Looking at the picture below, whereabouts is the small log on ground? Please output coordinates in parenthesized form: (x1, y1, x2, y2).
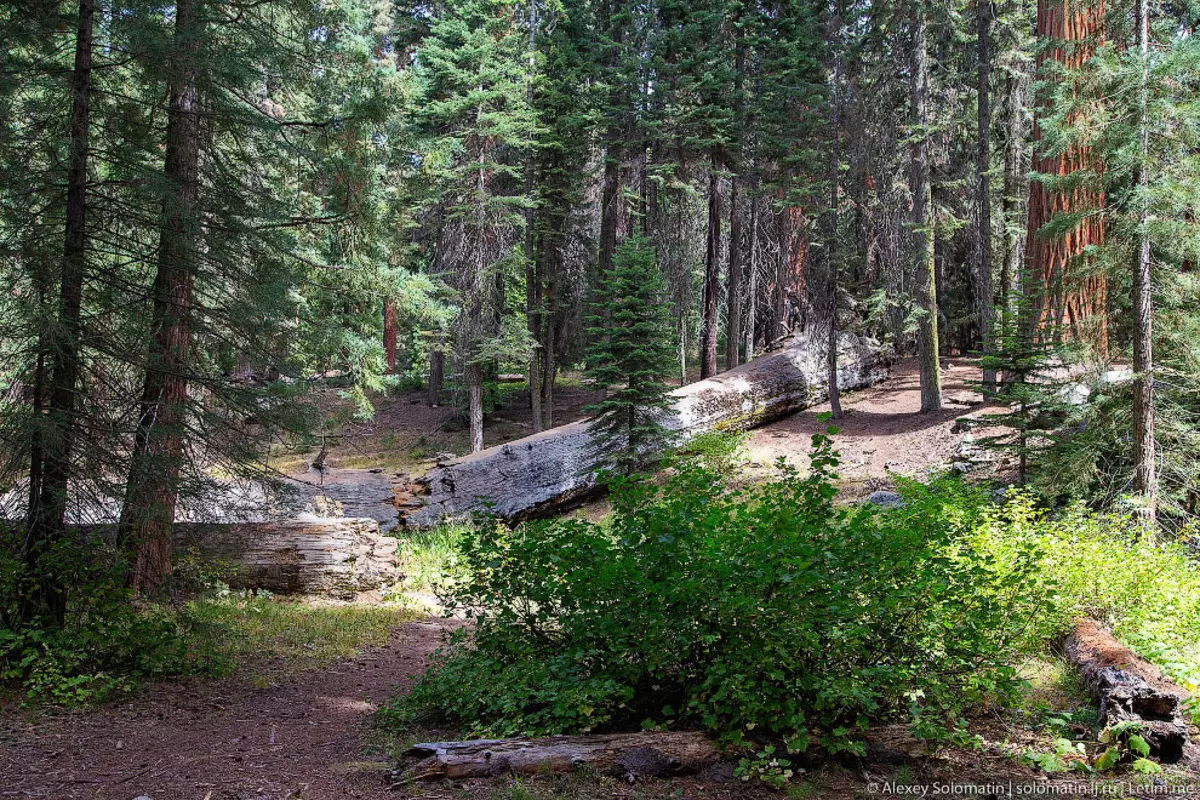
(1065, 619, 1190, 763)
(401, 328, 888, 526)
(399, 732, 719, 781)
(172, 516, 400, 597)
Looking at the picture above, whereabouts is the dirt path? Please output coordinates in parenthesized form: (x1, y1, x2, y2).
(0, 620, 453, 800)
(746, 357, 1006, 494)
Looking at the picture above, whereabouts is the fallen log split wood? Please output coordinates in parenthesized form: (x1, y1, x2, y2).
(398, 731, 720, 781)
(170, 516, 401, 597)
(1065, 620, 1190, 763)
(401, 328, 888, 526)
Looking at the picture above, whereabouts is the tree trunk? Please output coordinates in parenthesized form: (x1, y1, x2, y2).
(977, 0, 996, 392)
(400, 732, 719, 782)
(171, 518, 400, 597)
(910, 1, 942, 413)
(428, 349, 444, 405)
(999, 63, 1030, 352)
(826, 43, 843, 420)
(1065, 620, 1188, 763)
(1131, 0, 1155, 523)
(725, 40, 747, 372)
(401, 329, 887, 527)
(1024, 0, 1107, 352)
(540, 249, 557, 429)
(22, 0, 95, 621)
(467, 361, 484, 453)
(700, 153, 722, 379)
(383, 300, 398, 374)
(726, 175, 743, 371)
(119, 0, 203, 594)
(745, 192, 759, 361)
(524, 0, 542, 434)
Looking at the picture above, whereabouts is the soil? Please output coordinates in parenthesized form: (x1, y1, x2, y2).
(0, 620, 452, 800)
(745, 357, 1010, 495)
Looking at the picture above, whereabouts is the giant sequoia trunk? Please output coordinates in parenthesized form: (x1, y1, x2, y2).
(401, 328, 887, 527)
(1025, 0, 1107, 351)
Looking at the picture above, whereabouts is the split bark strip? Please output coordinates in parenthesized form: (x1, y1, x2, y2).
(401, 328, 888, 527)
(399, 731, 719, 781)
(1065, 620, 1190, 763)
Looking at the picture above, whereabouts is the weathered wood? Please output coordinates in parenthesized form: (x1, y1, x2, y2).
(399, 731, 719, 781)
(171, 517, 400, 597)
(1065, 620, 1190, 763)
(401, 328, 888, 526)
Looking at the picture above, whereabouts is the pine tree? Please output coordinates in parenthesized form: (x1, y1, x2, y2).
(409, 0, 539, 453)
(584, 234, 678, 475)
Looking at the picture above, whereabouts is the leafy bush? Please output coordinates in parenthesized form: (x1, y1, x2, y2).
(970, 493, 1200, 695)
(0, 534, 225, 704)
(382, 434, 1044, 755)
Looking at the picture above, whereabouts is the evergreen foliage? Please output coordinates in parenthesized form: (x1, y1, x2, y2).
(583, 234, 678, 474)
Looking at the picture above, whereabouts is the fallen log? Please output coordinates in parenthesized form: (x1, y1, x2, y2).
(171, 516, 400, 597)
(399, 731, 720, 781)
(402, 328, 888, 526)
(1065, 619, 1190, 763)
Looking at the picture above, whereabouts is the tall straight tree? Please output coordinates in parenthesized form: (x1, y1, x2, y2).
(825, 1, 843, 419)
(119, 0, 204, 592)
(1131, 0, 1155, 521)
(977, 0, 996, 392)
(1024, 0, 1107, 351)
(413, 0, 537, 453)
(909, 0, 941, 413)
(22, 0, 97, 618)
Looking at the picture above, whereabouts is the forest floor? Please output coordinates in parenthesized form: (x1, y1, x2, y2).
(3, 612, 1196, 800)
(269, 357, 1011, 530)
(0, 359, 1105, 800)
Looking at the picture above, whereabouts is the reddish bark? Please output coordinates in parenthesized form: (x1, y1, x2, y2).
(383, 300, 398, 374)
(1025, 0, 1108, 353)
(120, 0, 203, 594)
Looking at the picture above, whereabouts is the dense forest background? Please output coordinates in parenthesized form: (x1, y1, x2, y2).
(3, 0, 1200, 596)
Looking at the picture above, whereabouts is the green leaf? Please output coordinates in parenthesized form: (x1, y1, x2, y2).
(1131, 758, 1162, 774)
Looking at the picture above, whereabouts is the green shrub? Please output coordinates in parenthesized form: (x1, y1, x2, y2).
(381, 434, 1043, 755)
(0, 533, 227, 704)
(969, 492, 1200, 695)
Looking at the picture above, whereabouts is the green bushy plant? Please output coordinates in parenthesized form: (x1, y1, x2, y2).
(969, 493, 1200, 695)
(0, 532, 228, 704)
(381, 434, 1042, 755)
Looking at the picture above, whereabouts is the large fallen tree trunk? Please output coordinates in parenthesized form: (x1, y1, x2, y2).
(398, 732, 719, 781)
(1065, 620, 1190, 763)
(171, 517, 400, 597)
(401, 329, 888, 526)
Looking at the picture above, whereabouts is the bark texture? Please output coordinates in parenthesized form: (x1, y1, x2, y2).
(401, 328, 888, 527)
(910, 1, 942, 414)
(1025, 0, 1108, 351)
(399, 732, 718, 781)
(172, 517, 400, 597)
(1065, 620, 1188, 763)
(120, 0, 203, 593)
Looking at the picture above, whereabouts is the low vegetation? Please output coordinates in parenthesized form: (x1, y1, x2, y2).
(0, 536, 418, 704)
(381, 434, 1200, 778)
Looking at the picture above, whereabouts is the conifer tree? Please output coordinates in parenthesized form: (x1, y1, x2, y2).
(584, 234, 678, 475)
